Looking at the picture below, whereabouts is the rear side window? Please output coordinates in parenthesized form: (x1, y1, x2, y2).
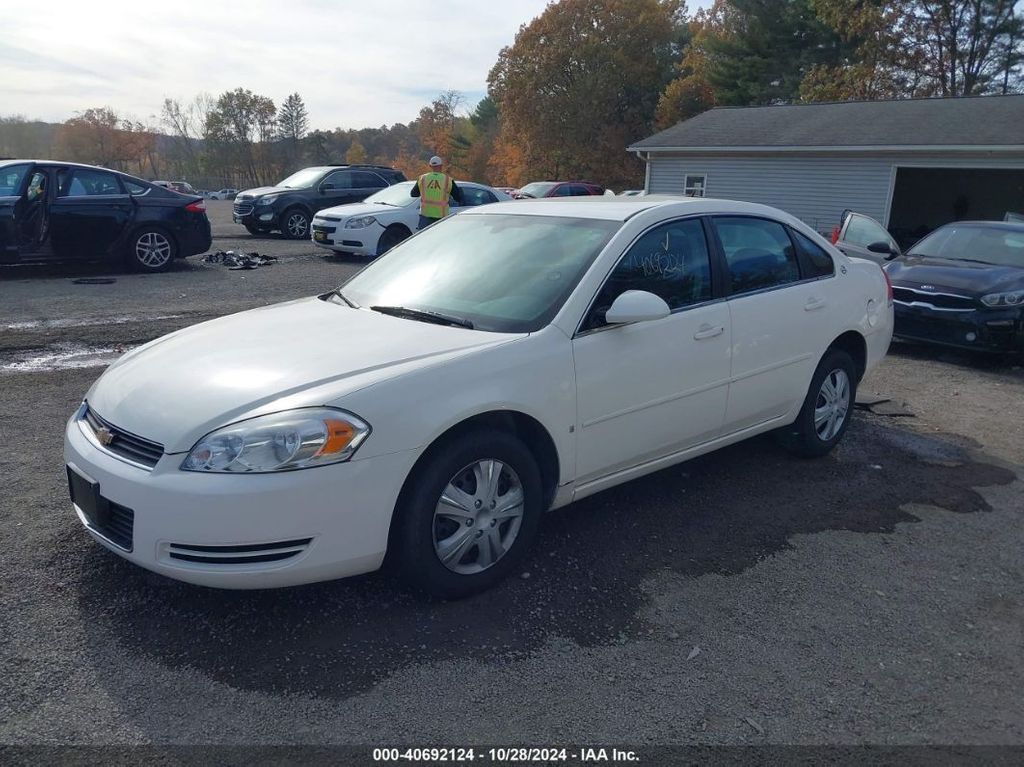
(60, 169, 122, 197)
(354, 171, 386, 188)
(584, 218, 712, 330)
(713, 216, 801, 294)
(459, 187, 497, 207)
(791, 229, 834, 278)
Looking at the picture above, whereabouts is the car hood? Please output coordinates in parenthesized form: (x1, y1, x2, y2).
(315, 201, 412, 220)
(86, 297, 517, 453)
(236, 186, 294, 200)
(885, 255, 1024, 296)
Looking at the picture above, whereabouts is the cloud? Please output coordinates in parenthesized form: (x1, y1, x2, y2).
(0, 0, 554, 128)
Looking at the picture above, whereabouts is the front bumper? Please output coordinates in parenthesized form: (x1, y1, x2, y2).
(232, 201, 278, 229)
(311, 218, 383, 256)
(893, 303, 1024, 353)
(63, 411, 420, 588)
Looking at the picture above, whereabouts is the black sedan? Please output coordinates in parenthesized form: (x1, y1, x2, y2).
(885, 221, 1024, 354)
(0, 160, 212, 272)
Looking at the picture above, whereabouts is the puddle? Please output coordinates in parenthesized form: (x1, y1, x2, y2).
(0, 342, 138, 373)
(2, 313, 182, 331)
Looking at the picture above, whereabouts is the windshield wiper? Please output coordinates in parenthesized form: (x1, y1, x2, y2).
(324, 288, 357, 307)
(909, 254, 995, 265)
(370, 305, 474, 329)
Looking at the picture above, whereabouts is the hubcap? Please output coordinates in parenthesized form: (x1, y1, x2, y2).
(814, 368, 851, 441)
(287, 213, 308, 238)
(135, 232, 171, 267)
(432, 459, 525, 575)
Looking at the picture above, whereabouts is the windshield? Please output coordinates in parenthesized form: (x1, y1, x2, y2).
(340, 213, 620, 332)
(518, 182, 557, 199)
(276, 168, 327, 189)
(365, 181, 417, 206)
(909, 225, 1024, 268)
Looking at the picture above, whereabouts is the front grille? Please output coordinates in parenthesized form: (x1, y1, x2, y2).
(96, 502, 134, 551)
(82, 405, 164, 469)
(233, 202, 254, 216)
(167, 538, 312, 566)
(893, 287, 976, 312)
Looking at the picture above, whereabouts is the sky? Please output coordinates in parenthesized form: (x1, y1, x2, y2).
(1, 0, 711, 132)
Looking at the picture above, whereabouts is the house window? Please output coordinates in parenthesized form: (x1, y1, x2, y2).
(684, 174, 707, 197)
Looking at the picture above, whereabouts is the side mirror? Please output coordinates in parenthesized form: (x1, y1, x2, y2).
(867, 240, 899, 258)
(605, 290, 671, 325)
(319, 183, 335, 193)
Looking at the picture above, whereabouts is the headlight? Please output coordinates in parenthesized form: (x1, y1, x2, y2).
(256, 196, 276, 206)
(344, 215, 376, 229)
(981, 290, 1024, 307)
(181, 408, 370, 473)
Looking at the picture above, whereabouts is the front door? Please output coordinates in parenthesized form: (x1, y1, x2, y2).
(572, 217, 731, 484)
(837, 212, 900, 265)
(0, 163, 33, 262)
(317, 169, 359, 211)
(49, 167, 134, 259)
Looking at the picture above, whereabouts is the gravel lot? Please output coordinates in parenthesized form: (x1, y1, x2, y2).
(1, 202, 1022, 747)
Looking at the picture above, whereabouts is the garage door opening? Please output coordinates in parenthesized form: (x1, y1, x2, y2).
(887, 167, 1024, 249)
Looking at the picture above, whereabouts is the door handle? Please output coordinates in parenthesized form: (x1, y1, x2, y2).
(693, 323, 724, 340)
(804, 297, 826, 311)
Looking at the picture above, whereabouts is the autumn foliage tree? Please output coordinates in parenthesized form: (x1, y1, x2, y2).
(489, 0, 684, 188)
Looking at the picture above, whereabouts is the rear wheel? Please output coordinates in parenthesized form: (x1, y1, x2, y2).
(391, 431, 543, 599)
(376, 224, 410, 256)
(281, 208, 310, 239)
(778, 349, 857, 458)
(127, 227, 176, 272)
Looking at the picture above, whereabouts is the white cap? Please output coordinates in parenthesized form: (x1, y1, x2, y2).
(429, 155, 443, 167)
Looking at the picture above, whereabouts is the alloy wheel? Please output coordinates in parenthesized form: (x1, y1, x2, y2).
(135, 231, 172, 268)
(286, 212, 308, 238)
(814, 368, 851, 441)
(432, 459, 525, 575)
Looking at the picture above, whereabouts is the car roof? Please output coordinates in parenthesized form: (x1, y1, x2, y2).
(465, 196, 800, 222)
(0, 159, 123, 173)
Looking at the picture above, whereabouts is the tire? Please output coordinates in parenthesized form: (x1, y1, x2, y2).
(244, 224, 264, 236)
(127, 227, 176, 272)
(376, 224, 410, 257)
(391, 430, 544, 599)
(777, 348, 857, 458)
(281, 208, 310, 240)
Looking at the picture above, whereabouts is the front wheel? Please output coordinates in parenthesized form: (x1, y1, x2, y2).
(777, 349, 857, 458)
(244, 224, 264, 236)
(376, 224, 410, 256)
(281, 208, 310, 239)
(127, 227, 176, 272)
(391, 431, 544, 599)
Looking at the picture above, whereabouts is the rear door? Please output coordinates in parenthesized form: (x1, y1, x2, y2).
(837, 213, 900, 264)
(710, 216, 836, 433)
(49, 168, 134, 259)
(451, 185, 498, 213)
(352, 171, 388, 202)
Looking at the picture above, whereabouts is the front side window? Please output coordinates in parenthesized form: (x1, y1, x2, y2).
(59, 169, 122, 197)
(324, 170, 354, 189)
(340, 213, 620, 333)
(583, 218, 712, 331)
(713, 216, 800, 294)
(844, 214, 892, 248)
(25, 170, 47, 202)
(0, 164, 30, 196)
(684, 174, 707, 197)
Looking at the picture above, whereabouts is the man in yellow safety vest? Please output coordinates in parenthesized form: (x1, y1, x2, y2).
(411, 156, 463, 230)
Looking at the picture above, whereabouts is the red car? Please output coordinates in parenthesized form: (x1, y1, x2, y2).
(514, 181, 605, 199)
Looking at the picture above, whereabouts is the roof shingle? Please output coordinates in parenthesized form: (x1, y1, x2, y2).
(631, 95, 1024, 150)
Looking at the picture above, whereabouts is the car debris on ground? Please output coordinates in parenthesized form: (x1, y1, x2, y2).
(202, 251, 279, 270)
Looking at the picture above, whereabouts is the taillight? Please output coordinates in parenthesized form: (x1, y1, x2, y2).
(831, 226, 840, 244)
(185, 200, 206, 213)
(882, 266, 893, 306)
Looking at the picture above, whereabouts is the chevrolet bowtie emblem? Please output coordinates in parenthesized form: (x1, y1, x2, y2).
(95, 426, 115, 446)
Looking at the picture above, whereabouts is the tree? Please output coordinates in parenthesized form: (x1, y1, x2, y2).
(656, 2, 724, 128)
(345, 139, 368, 164)
(489, 0, 684, 188)
(416, 90, 471, 173)
(277, 92, 309, 168)
(205, 88, 277, 186)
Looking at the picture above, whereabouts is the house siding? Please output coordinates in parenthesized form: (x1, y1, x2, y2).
(645, 152, 1024, 234)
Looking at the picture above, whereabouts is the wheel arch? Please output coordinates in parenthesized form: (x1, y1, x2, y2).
(827, 329, 867, 382)
(390, 409, 561, 538)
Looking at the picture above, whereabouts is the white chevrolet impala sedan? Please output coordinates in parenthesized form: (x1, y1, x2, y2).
(64, 197, 893, 597)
